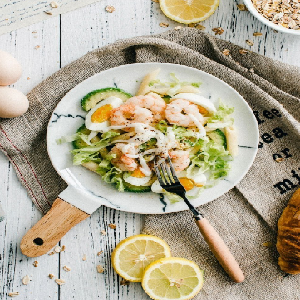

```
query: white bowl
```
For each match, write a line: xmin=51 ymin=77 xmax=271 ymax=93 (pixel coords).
xmin=243 ymin=0 xmax=300 ymax=35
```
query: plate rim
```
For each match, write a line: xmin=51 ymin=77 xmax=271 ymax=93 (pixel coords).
xmin=47 ymin=62 xmax=259 ymax=214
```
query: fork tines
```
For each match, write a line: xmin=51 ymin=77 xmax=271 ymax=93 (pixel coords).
xmin=154 ymin=156 xmax=180 ymax=186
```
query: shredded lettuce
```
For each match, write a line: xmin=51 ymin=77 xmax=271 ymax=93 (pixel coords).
xmin=149 ymin=73 xmax=202 ymax=97
xmin=56 ymin=133 xmax=81 ymax=145
xmin=139 ymin=138 xmax=157 ymax=152
xmin=156 ymin=120 xmax=168 ymax=133
xmin=71 ymin=130 xmax=120 ymax=165
xmin=98 ymin=166 xmax=125 ymax=192
xmin=188 ymin=139 xmax=232 ymax=182
xmin=207 ymin=101 xmax=234 ymax=123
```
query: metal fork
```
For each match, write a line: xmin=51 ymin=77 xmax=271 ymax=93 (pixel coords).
xmin=154 ymin=157 xmax=245 ymax=283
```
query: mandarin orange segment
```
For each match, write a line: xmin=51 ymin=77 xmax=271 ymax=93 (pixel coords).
xmin=91 ymin=104 xmax=113 ymax=123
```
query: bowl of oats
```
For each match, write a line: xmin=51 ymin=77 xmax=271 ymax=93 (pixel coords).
xmin=243 ymin=0 xmax=300 ymax=35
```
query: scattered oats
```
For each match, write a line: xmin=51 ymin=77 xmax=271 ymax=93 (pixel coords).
xmin=152 ymin=0 xmax=159 ymax=2
xmin=263 ymin=241 xmax=273 ymax=247
xmin=63 ymin=265 xmax=71 ymax=272
xmin=237 ymin=4 xmax=248 ymax=11
xmin=97 ymin=251 xmax=103 ymax=256
xmin=159 ymin=22 xmax=169 ymax=28
xmin=105 ymin=5 xmax=115 ymax=13
xmin=50 ymin=1 xmax=58 ymax=8
xmin=5 ymin=18 xmax=9 ymax=21
xmin=174 ymin=26 xmax=182 ymax=30
xmin=34 ymin=45 xmax=40 ymax=50
xmin=82 ymin=254 xmax=87 ymax=261
xmin=195 ymin=23 xmax=206 ymax=30
xmin=222 ymin=49 xmax=230 ymax=56
xmin=275 ymin=157 xmax=284 ymax=163
xmin=44 ymin=11 xmax=53 ymax=15
xmin=253 ymin=32 xmax=263 ymax=36
xmin=22 ymin=275 xmax=31 ymax=285
xmin=27 ymin=77 xmax=30 ymax=80
xmin=49 ymin=274 xmax=55 ymax=279
xmin=54 ymin=246 xmax=61 ymax=253
xmin=120 ymin=278 xmax=130 ymax=286
xmin=249 ymin=68 xmax=254 ymax=73
xmin=32 ymin=31 xmax=37 ymax=34
xmin=48 ymin=251 xmax=55 ymax=256
xmin=212 ymin=27 xmax=224 ymax=35
xmin=61 ymin=245 xmax=66 ymax=252
xmin=55 ymin=279 xmax=65 ymax=285
xmin=239 ymin=48 xmax=248 ymax=55
xmin=101 ymin=230 xmax=107 ymax=236
xmin=109 ymin=223 xmax=117 ymax=229
xmin=246 ymin=39 xmax=254 ymax=46
xmin=8 ymin=292 xmax=19 ymax=297
xmin=33 ymin=261 xmax=38 ymax=267
xmin=96 ymin=265 xmax=105 ymax=273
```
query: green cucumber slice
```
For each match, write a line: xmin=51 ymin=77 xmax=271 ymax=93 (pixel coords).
xmin=124 ymin=182 xmax=151 ymax=193
xmin=81 ymin=87 xmax=132 ymax=111
xmin=208 ymin=129 xmax=227 ymax=149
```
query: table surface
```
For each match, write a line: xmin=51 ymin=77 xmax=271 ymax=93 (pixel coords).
xmin=0 ymin=0 xmax=299 ymax=299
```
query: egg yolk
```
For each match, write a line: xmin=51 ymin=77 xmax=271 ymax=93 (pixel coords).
xmin=91 ymin=104 xmax=113 ymax=123
xmin=198 ymin=105 xmax=208 ymax=115
xmin=179 ymin=178 xmax=194 ymax=191
xmin=132 ymin=168 xmax=145 ymax=178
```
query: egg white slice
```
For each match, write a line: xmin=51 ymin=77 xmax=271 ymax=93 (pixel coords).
xmin=124 ymin=175 xmax=152 ymax=186
xmin=85 ymin=96 xmax=123 ymax=131
xmin=172 ymin=93 xmax=216 ymax=113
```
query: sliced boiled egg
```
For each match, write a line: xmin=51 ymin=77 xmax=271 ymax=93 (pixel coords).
xmin=85 ymin=96 xmax=123 ymax=131
xmin=124 ymin=168 xmax=152 ymax=186
xmin=172 ymin=93 xmax=216 ymax=114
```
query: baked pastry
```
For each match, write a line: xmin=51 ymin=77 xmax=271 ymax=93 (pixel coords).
xmin=277 ymin=188 xmax=300 ymax=274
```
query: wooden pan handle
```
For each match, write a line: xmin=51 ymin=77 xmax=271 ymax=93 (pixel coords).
xmin=21 ymin=198 xmax=90 ymax=257
xmin=195 ymin=217 xmax=245 ymax=283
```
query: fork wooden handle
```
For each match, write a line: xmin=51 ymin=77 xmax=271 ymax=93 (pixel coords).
xmin=195 ymin=217 xmax=245 ymax=283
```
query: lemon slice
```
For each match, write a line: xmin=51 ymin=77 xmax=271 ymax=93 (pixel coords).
xmin=142 ymin=257 xmax=204 ymax=300
xmin=160 ymin=0 xmax=219 ymax=24
xmin=111 ymin=234 xmax=171 ymax=282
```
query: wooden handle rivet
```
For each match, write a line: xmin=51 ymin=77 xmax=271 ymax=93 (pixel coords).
xmin=33 ymin=238 xmax=44 ymax=246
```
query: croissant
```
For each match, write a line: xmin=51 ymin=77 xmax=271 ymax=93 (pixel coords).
xmin=277 ymin=188 xmax=300 ymax=274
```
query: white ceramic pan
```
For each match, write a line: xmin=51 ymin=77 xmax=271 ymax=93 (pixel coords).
xmin=20 ymin=63 xmax=259 ymax=257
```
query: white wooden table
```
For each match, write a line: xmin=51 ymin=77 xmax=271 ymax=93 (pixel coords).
xmin=0 ymin=0 xmax=299 ymax=299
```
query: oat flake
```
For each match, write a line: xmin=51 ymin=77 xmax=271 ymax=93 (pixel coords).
xmin=109 ymin=223 xmax=117 ymax=229
xmin=55 ymin=279 xmax=65 ymax=285
xmin=50 ymin=1 xmax=58 ymax=8
xmin=105 ymin=5 xmax=115 ymax=13
xmin=159 ymin=22 xmax=169 ymax=28
xmin=96 ymin=265 xmax=104 ymax=273
xmin=49 ymin=274 xmax=55 ymax=279
xmin=33 ymin=261 xmax=38 ymax=267
xmin=246 ymin=40 xmax=254 ymax=46
xmin=237 ymin=4 xmax=248 ymax=11
xmin=22 ymin=275 xmax=31 ymax=285
xmin=253 ymin=32 xmax=263 ymax=36
xmin=63 ymin=265 xmax=71 ymax=272
xmin=212 ymin=27 xmax=224 ymax=35
xmin=8 ymin=292 xmax=19 ymax=297
xmin=222 ymin=49 xmax=230 ymax=56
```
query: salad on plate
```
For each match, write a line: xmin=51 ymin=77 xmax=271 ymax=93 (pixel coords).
xmin=58 ymin=69 xmax=238 ymax=203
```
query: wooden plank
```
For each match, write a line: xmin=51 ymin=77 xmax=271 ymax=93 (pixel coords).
xmin=0 ymin=17 xmax=61 ymax=300
xmin=0 ymin=0 xmax=103 ymax=35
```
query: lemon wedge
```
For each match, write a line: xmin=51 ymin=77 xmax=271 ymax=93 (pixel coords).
xmin=142 ymin=257 xmax=204 ymax=300
xmin=111 ymin=234 xmax=171 ymax=282
xmin=160 ymin=0 xmax=219 ymax=24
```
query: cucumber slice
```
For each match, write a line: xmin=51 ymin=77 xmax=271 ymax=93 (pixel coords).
xmin=81 ymin=87 xmax=132 ymax=111
xmin=208 ymin=129 xmax=227 ymax=149
xmin=72 ymin=124 xmax=100 ymax=149
xmin=124 ymin=182 xmax=151 ymax=193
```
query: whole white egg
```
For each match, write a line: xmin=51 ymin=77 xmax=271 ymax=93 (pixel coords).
xmin=0 ymin=50 xmax=22 ymax=86
xmin=0 ymin=87 xmax=29 ymax=118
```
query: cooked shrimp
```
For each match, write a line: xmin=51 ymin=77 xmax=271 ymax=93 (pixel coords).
xmin=110 ymin=94 xmax=166 ymax=126
xmin=169 ymin=150 xmax=190 ymax=172
xmin=165 ymin=99 xmax=204 ymax=127
xmin=126 ymin=94 xmax=166 ymax=121
xmin=110 ymin=143 xmax=138 ymax=171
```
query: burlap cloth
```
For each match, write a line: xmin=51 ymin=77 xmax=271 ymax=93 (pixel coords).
xmin=0 ymin=28 xmax=300 ymax=299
